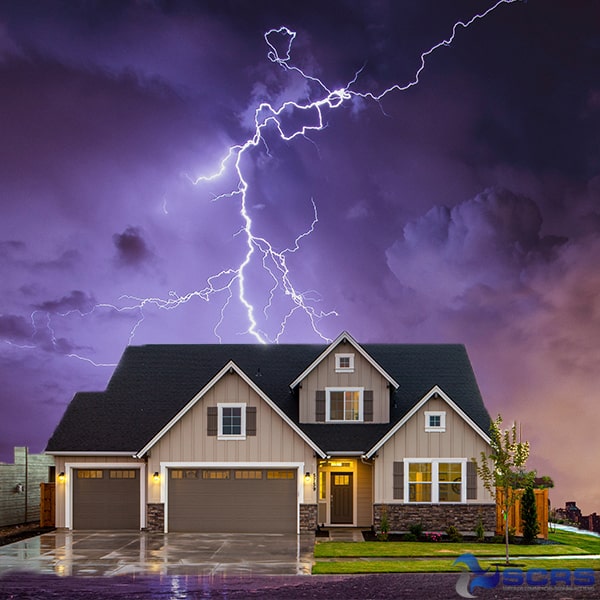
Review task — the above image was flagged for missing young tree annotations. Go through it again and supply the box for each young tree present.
[521,483,540,544]
[477,415,533,564]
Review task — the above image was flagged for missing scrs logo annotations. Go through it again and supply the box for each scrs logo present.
[453,554,500,598]
[453,553,596,598]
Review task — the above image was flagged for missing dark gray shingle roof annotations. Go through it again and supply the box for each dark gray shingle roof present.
[46,342,490,454]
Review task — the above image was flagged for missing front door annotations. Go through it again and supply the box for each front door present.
[331,472,353,524]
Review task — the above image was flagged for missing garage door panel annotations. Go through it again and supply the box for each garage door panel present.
[168,469,296,533]
[73,469,140,530]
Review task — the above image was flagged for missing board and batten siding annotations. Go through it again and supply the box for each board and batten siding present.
[356,458,374,527]
[146,371,316,503]
[373,396,493,504]
[298,341,390,423]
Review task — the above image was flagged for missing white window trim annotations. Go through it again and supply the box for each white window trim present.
[424,410,446,432]
[326,387,363,422]
[404,458,466,503]
[335,353,355,373]
[218,403,246,440]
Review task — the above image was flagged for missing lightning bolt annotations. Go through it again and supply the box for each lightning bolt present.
[6,0,519,360]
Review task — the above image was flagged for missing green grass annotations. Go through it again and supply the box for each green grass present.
[312,528,600,574]
[312,557,600,575]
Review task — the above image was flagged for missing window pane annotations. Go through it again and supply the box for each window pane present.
[319,471,326,500]
[429,415,441,428]
[330,391,344,420]
[439,463,462,482]
[409,483,431,502]
[408,463,432,482]
[222,406,242,435]
[202,470,230,479]
[267,470,294,479]
[234,470,262,479]
[344,391,360,420]
[439,482,462,502]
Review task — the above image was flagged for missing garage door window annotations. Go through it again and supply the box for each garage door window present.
[77,470,103,479]
[267,470,295,479]
[171,469,200,479]
[235,470,262,479]
[202,470,230,479]
[109,470,136,479]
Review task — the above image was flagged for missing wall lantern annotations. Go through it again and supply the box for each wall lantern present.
[57,472,65,483]
[153,471,160,483]
[305,471,316,491]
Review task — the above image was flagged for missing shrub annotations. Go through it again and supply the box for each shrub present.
[475,518,485,542]
[446,525,463,542]
[378,505,389,541]
[409,522,424,540]
[423,531,443,542]
[403,533,418,542]
[521,484,540,544]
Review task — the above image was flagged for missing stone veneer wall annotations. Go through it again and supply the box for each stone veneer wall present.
[373,503,496,534]
[146,503,164,532]
[299,503,317,532]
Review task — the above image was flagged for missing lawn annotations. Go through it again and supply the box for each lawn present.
[312,529,600,574]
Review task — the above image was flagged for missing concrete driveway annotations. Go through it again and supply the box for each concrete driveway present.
[0,531,315,577]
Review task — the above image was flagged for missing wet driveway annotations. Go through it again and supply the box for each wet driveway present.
[0,531,315,577]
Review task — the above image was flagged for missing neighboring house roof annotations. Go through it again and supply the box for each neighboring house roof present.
[46,340,491,455]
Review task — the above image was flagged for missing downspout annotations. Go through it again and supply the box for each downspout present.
[24,447,29,523]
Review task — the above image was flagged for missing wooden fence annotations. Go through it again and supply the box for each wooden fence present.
[496,487,548,539]
[40,483,55,527]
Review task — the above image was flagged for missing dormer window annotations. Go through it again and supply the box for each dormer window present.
[326,388,363,421]
[425,411,446,432]
[335,353,355,373]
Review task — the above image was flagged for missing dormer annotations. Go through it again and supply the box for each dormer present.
[292,332,399,424]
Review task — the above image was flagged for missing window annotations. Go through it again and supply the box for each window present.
[234,470,262,479]
[109,470,136,479]
[171,469,199,479]
[266,470,294,479]
[77,470,103,479]
[425,411,446,432]
[405,460,465,503]
[335,353,355,372]
[318,471,326,500]
[218,403,246,439]
[202,470,230,479]
[326,387,363,421]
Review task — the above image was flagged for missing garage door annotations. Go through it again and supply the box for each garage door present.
[72,468,140,529]
[168,468,297,533]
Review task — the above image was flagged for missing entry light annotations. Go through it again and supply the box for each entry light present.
[57,472,65,483]
[304,471,311,483]
[153,471,160,483]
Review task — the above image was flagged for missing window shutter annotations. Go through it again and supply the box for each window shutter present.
[315,390,325,422]
[363,390,373,421]
[467,460,477,500]
[246,407,257,436]
[207,406,217,436]
[393,461,404,500]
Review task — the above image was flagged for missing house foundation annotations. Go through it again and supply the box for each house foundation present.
[374,503,496,534]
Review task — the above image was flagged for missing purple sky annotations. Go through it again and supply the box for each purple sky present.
[1,1,599,513]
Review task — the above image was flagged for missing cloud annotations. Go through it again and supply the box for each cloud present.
[0,314,31,342]
[35,290,96,314]
[386,187,566,304]
[112,226,154,268]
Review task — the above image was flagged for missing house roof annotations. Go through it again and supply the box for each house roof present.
[46,341,491,455]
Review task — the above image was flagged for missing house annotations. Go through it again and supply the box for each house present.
[46,332,496,534]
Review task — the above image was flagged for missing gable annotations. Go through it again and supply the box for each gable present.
[365,386,491,458]
[290,332,399,390]
[137,361,325,459]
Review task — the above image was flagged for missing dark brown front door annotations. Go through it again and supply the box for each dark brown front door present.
[331,472,353,524]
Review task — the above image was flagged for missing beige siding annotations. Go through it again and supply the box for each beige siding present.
[374,397,493,504]
[299,341,390,423]
[147,371,317,503]
[356,459,373,527]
